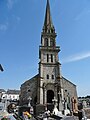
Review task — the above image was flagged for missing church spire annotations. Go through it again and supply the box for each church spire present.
[42,0,55,33]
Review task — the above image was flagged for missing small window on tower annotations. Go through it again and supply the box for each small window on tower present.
[47,54,49,62]
[52,75,54,79]
[44,38,48,46]
[47,74,49,79]
[51,54,53,62]
[50,40,54,46]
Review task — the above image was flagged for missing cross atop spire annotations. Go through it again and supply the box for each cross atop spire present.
[42,0,55,34]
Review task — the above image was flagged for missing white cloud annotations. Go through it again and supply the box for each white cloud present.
[16,16,21,22]
[0,23,8,31]
[61,51,90,63]
[7,0,18,9]
[12,15,21,23]
[75,8,90,21]
[7,0,14,9]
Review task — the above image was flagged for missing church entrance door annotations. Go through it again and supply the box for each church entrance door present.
[47,90,54,111]
[47,90,54,103]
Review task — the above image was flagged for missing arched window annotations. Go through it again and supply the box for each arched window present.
[47,74,49,79]
[47,54,49,62]
[52,75,54,79]
[51,54,53,62]
[50,40,54,46]
[44,38,48,46]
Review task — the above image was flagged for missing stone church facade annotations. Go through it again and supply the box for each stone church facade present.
[19,0,77,115]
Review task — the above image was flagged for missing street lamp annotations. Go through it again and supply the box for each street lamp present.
[27,89,32,107]
[56,76,63,111]
[28,96,32,107]
[58,91,62,110]
[28,95,34,117]
[52,96,57,108]
[64,90,70,110]
[64,90,68,110]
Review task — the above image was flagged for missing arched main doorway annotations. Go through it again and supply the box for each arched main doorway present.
[47,90,54,112]
[47,90,54,103]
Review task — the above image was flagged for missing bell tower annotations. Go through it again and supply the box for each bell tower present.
[38,0,63,110]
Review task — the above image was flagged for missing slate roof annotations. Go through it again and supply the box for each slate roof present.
[0,89,6,93]
[6,89,20,94]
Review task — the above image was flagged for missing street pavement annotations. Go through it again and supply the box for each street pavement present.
[62,116,79,120]
[46,116,79,120]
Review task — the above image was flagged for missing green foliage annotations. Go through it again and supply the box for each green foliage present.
[1,118,10,120]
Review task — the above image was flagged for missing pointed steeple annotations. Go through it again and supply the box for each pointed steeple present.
[42,0,55,33]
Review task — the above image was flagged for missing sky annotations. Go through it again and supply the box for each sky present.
[0,0,90,97]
